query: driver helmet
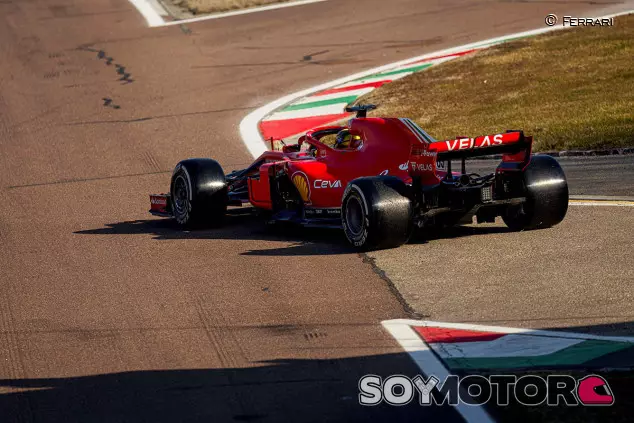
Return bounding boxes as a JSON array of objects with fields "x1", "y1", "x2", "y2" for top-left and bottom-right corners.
[{"x1": 335, "y1": 129, "x2": 362, "y2": 149}]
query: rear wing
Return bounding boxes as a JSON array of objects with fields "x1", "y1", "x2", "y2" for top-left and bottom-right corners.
[{"x1": 427, "y1": 130, "x2": 532, "y2": 170}]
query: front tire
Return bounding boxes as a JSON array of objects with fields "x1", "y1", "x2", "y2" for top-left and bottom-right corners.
[
  {"x1": 341, "y1": 177, "x2": 413, "y2": 250},
  {"x1": 502, "y1": 155, "x2": 568, "y2": 231},
  {"x1": 170, "y1": 159, "x2": 227, "y2": 228}
]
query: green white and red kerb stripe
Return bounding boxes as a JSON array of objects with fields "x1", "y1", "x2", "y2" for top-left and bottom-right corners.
[
  {"x1": 414, "y1": 325, "x2": 633, "y2": 370},
  {"x1": 258, "y1": 47, "x2": 497, "y2": 141}
]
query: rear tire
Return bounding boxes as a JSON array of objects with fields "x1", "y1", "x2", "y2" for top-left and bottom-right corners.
[
  {"x1": 502, "y1": 155, "x2": 568, "y2": 231},
  {"x1": 170, "y1": 159, "x2": 227, "y2": 228},
  {"x1": 341, "y1": 176, "x2": 413, "y2": 250}
]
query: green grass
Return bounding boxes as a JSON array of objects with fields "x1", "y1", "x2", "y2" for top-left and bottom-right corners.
[{"x1": 357, "y1": 15, "x2": 634, "y2": 152}]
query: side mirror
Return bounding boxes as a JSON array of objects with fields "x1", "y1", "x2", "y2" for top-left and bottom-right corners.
[{"x1": 345, "y1": 104, "x2": 377, "y2": 118}]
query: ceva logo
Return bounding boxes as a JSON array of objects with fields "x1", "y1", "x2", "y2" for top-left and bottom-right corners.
[{"x1": 314, "y1": 179, "x2": 342, "y2": 189}]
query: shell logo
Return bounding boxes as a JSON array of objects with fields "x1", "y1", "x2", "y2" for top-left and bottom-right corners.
[{"x1": 291, "y1": 172, "x2": 311, "y2": 203}]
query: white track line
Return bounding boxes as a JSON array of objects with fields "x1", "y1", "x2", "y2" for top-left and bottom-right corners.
[
  {"x1": 128, "y1": 0, "x2": 165, "y2": 27},
  {"x1": 570, "y1": 195, "x2": 634, "y2": 202},
  {"x1": 569, "y1": 201, "x2": 634, "y2": 207},
  {"x1": 239, "y1": 9, "x2": 634, "y2": 158},
  {"x1": 381, "y1": 321, "x2": 496, "y2": 423}
]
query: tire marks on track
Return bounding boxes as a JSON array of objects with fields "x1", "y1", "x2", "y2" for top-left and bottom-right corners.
[
  {"x1": 193, "y1": 295, "x2": 243, "y2": 369},
  {"x1": 6, "y1": 170, "x2": 172, "y2": 190},
  {"x1": 192, "y1": 294, "x2": 260, "y2": 418},
  {"x1": 141, "y1": 151, "x2": 162, "y2": 172},
  {"x1": 0, "y1": 288, "x2": 33, "y2": 423}
]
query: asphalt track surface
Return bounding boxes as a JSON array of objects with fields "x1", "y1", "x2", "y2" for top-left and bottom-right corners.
[
  {"x1": 1, "y1": 0, "x2": 633, "y2": 422},
  {"x1": 369, "y1": 205, "x2": 634, "y2": 335},
  {"x1": 470, "y1": 155, "x2": 634, "y2": 196}
]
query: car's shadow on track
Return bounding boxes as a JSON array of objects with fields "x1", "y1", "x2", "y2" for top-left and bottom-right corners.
[
  {"x1": 75, "y1": 210, "x2": 514, "y2": 256},
  {"x1": 410, "y1": 224, "x2": 513, "y2": 244},
  {"x1": 0, "y1": 353, "x2": 454, "y2": 423},
  {"x1": 74, "y1": 208, "x2": 356, "y2": 256},
  {"x1": 0, "y1": 325, "x2": 632, "y2": 423}
]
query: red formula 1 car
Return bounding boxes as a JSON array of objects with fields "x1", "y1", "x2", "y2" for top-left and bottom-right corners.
[{"x1": 149, "y1": 105, "x2": 568, "y2": 250}]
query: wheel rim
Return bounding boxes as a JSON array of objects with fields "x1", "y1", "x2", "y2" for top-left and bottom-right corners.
[
  {"x1": 173, "y1": 174, "x2": 190, "y2": 217},
  {"x1": 345, "y1": 195, "x2": 364, "y2": 236}
]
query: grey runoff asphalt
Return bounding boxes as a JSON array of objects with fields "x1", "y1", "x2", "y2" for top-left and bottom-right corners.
[{"x1": 468, "y1": 155, "x2": 634, "y2": 197}]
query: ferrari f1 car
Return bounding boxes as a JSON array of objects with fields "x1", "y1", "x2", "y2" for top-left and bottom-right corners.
[{"x1": 149, "y1": 105, "x2": 568, "y2": 250}]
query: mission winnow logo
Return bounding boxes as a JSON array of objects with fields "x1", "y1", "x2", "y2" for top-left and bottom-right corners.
[{"x1": 359, "y1": 374, "x2": 614, "y2": 407}]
